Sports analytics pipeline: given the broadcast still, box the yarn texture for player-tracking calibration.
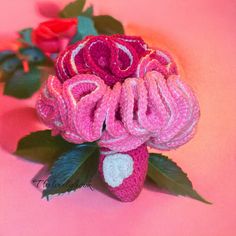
[37,71,199,152]
[99,144,149,202]
[36,35,200,201]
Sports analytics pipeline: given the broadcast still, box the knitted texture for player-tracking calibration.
[99,144,149,202]
[36,35,200,202]
[136,49,177,78]
[36,71,200,151]
[55,35,177,86]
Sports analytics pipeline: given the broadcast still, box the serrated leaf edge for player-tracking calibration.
[148,153,211,204]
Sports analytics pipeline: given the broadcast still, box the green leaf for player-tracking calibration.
[0,56,21,73]
[19,47,47,65]
[0,50,15,63]
[148,153,211,204]
[15,130,75,165]
[77,16,98,39]
[0,70,10,83]
[4,67,41,98]
[59,0,86,18]
[19,47,53,67]
[43,142,99,198]
[93,15,124,35]
[69,14,98,43]
[81,6,94,17]
[0,51,18,83]
[18,28,33,45]
[0,69,15,83]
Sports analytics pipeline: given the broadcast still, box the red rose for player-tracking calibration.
[32,18,77,54]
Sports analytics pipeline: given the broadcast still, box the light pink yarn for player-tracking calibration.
[36,74,110,143]
[136,49,178,78]
[36,71,200,152]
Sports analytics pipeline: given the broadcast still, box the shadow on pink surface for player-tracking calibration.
[0,94,119,201]
[0,101,120,201]
[0,107,40,152]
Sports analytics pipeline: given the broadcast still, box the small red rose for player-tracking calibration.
[32,18,77,54]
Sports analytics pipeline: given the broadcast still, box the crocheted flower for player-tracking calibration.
[37,71,199,152]
[55,35,149,86]
[136,49,178,78]
[36,35,200,202]
[55,35,179,86]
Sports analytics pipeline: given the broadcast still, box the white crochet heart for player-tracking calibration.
[102,153,134,187]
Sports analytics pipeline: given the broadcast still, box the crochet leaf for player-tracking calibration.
[148,153,211,204]
[93,15,124,35]
[43,142,99,199]
[59,0,86,18]
[15,130,75,166]
[4,67,41,98]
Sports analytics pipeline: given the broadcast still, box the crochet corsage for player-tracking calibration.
[18,34,209,203]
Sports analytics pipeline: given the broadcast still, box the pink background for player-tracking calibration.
[1,0,236,235]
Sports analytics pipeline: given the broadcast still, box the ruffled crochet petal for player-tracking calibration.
[36,35,201,202]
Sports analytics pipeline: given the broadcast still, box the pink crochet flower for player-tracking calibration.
[55,35,147,86]
[36,35,200,201]
[37,71,199,150]
[55,34,178,86]
[136,49,178,78]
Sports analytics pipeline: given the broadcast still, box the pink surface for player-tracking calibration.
[0,0,236,236]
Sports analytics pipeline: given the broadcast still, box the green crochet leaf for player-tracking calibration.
[43,142,99,199]
[59,0,86,18]
[4,67,41,98]
[15,130,75,165]
[93,15,124,35]
[148,153,211,204]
